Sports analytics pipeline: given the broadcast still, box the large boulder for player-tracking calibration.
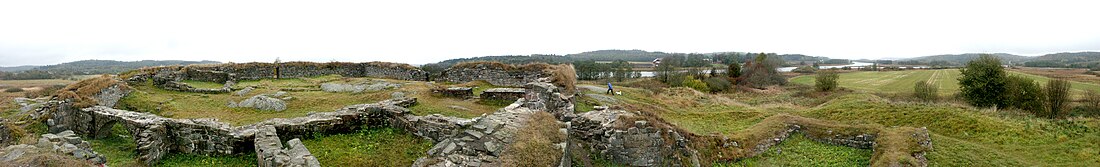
[234,95,288,111]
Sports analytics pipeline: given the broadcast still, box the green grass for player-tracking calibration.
[588,78,1100,166]
[159,153,257,167]
[301,127,433,167]
[791,69,961,95]
[801,94,1100,166]
[790,69,1100,96]
[179,80,225,89]
[719,133,873,166]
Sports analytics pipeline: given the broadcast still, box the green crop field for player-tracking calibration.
[790,69,1100,95]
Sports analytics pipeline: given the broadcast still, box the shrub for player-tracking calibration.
[727,62,742,78]
[815,70,839,92]
[958,54,1006,108]
[704,77,732,93]
[1044,79,1071,119]
[792,66,818,73]
[1081,90,1100,116]
[1003,75,1044,113]
[3,88,22,93]
[913,81,938,102]
[682,76,710,93]
[739,54,786,88]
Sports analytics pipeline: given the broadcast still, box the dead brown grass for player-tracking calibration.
[545,64,576,94]
[499,111,567,167]
[55,75,127,108]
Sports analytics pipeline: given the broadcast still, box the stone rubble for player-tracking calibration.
[0,130,107,165]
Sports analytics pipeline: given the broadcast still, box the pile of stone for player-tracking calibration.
[432,87,472,98]
[0,130,107,165]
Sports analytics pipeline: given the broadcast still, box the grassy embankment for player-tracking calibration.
[578,74,1100,166]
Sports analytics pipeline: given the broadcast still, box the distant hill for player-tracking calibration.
[903,53,1031,66]
[0,65,40,72]
[1023,52,1100,69]
[566,50,671,62]
[33,60,221,75]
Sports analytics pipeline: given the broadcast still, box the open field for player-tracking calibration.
[790,69,1100,96]
[579,78,1100,166]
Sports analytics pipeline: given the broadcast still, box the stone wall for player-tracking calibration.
[255,125,320,167]
[437,63,551,87]
[480,88,525,102]
[46,96,469,166]
[523,81,576,120]
[432,87,472,99]
[570,109,698,167]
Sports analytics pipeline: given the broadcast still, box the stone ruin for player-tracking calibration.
[11,61,936,167]
[479,88,525,102]
[432,87,473,99]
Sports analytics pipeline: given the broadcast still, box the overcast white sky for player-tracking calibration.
[1,0,1099,66]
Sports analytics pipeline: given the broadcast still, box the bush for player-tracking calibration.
[727,62,742,78]
[739,54,787,88]
[1003,75,1044,113]
[1081,90,1100,116]
[815,70,839,92]
[1044,79,1071,119]
[3,88,22,93]
[958,54,1006,108]
[792,66,818,73]
[913,81,938,102]
[682,76,710,93]
[704,77,732,93]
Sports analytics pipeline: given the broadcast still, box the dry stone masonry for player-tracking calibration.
[479,88,525,102]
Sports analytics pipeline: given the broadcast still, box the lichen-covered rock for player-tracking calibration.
[321,81,400,93]
[234,95,287,111]
[235,86,255,96]
[0,130,107,165]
